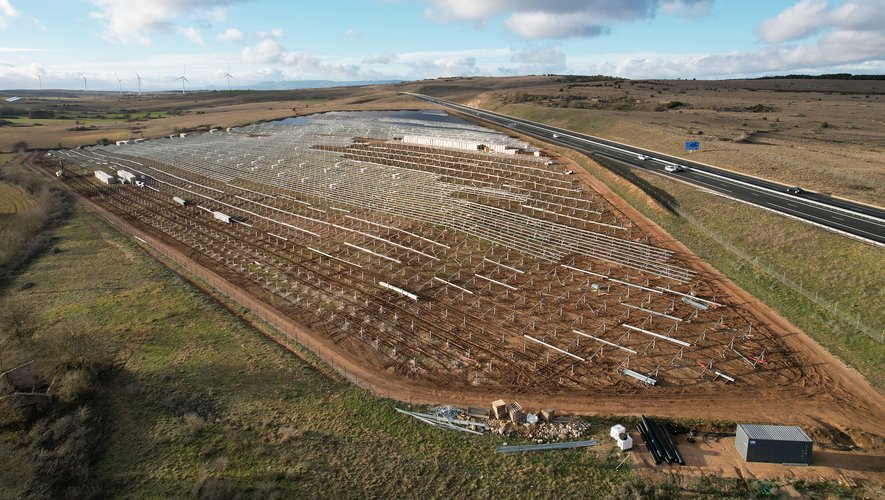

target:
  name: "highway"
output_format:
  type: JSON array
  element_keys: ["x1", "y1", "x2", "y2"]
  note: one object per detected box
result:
[{"x1": 406, "y1": 93, "x2": 885, "y2": 247}]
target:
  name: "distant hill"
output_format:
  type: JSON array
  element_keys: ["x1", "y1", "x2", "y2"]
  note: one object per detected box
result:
[
  {"x1": 755, "y1": 73, "x2": 885, "y2": 80},
  {"x1": 245, "y1": 79, "x2": 402, "y2": 90},
  {"x1": 0, "y1": 80, "x2": 404, "y2": 94}
]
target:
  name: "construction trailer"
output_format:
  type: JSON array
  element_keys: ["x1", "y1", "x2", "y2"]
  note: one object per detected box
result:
[
  {"x1": 117, "y1": 170, "x2": 137, "y2": 183},
  {"x1": 94, "y1": 170, "x2": 115, "y2": 185},
  {"x1": 172, "y1": 196, "x2": 188, "y2": 206},
  {"x1": 735, "y1": 424, "x2": 813, "y2": 464}
]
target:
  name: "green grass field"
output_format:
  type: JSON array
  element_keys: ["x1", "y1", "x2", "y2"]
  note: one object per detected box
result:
[
  {"x1": 0, "y1": 159, "x2": 870, "y2": 497},
  {"x1": 0, "y1": 205, "x2": 635, "y2": 497}
]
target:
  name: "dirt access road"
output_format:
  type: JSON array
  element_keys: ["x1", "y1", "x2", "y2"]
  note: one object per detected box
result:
[
  {"x1": 30, "y1": 151, "x2": 885, "y2": 438},
  {"x1": 28, "y1": 122, "x2": 885, "y2": 481}
]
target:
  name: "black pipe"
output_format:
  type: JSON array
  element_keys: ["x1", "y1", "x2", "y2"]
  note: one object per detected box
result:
[
  {"x1": 640, "y1": 416, "x2": 670, "y2": 464},
  {"x1": 654, "y1": 422, "x2": 678, "y2": 463},
  {"x1": 652, "y1": 421, "x2": 677, "y2": 463},
  {"x1": 641, "y1": 416, "x2": 670, "y2": 464},
  {"x1": 664, "y1": 423, "x2": 687, "y2": 466},
  {"x1": 639, "y1": 417, "x2": 664, "y2": 463},
  {"x1": 635, "y1": 424, "x2": 661, "y2": 465}
]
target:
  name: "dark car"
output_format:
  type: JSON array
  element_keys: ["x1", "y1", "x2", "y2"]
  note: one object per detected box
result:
[{"x1": 786, "y1": 186, "x2": 804, "y2": 195}]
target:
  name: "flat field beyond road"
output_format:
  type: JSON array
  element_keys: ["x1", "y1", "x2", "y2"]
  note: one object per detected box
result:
[
  {"x1": 399, "y1": 76, "x2": 885, "y2": 207},
  {"x1": 0, "y1": 87, "x2": 429, "y2": 152}
]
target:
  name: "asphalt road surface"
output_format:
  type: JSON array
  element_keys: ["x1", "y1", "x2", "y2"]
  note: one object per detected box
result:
[{"x1": 407, "y1": 93, "x2": 885, "y2": 247}]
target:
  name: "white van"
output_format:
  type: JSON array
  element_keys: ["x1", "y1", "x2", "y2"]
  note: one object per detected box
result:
[{"x1": 664, "y1": 164, "x2": 684, "y2": 173}]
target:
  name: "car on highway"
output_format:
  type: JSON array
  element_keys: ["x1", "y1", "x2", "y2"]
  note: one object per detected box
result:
[
  {"x1": 786, "y1": 186, "x2": 805, "y2": 195},
  {"x1": 637, "y1": 154, "x2": 649, "y2": 160},
  {"x1": 552, "y1": 133, "x2": 559, "y2": 138},
  {"x1": 664, "y1": 164, "x2": 685, "y2": 173}
]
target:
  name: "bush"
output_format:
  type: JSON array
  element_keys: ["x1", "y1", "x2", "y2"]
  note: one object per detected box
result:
[
  {"x1": 55, "y1": 370, "x2": 93, "y2": 404},
  {"x1": 748, "y1": 103, "x2": 774, "y2": 112},
  {"x1": 12, "y1": 140, "x2": 29, "y2": 152},
  {"x1": 0, "y1": 164, "x2": 72, "y2": 278},
  {"x1": 28, "y1": 110, "x2": 55, "y2": 119}
]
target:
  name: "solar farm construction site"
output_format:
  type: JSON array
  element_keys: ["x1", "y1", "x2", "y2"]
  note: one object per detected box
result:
[{"x1": 32, "y1": 110, "x2": 879, "y2": 419}]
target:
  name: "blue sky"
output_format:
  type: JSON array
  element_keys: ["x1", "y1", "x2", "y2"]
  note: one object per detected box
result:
[{"x1": 0, "y1": 0, "x2": 882, "y2": 90}]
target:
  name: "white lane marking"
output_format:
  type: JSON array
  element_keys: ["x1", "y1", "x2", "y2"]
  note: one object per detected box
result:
[{"x1": 414, "y1": 94, "x2": 885, "y2": 226}]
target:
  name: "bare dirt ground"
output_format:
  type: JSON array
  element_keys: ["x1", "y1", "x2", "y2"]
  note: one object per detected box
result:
[
  {"x1": 29, "y1": 134, "x2": 885, "y2": 482},
  {"x1": 634, "y1": 433, "x2": 885, "y2": 486}
]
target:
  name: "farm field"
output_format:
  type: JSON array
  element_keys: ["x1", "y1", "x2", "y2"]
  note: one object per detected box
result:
[
  {"x1": 0, "y1": 88, "x2": 424, "y2": 152},
  {"x1": 33, "y1": 110, "x2": 885, "y2": 439}
]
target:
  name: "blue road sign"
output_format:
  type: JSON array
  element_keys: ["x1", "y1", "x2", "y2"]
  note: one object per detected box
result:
[{"x1": 684, "y1": 141, "x2": 700, "y2": 151}]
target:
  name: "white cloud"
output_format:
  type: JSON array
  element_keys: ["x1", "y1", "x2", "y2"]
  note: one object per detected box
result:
[
  {"x1": 178, "y1": 26, "x2": 205, "y2": 46},
  {"x1": 362, "y1": 53, "x2": 399, "y2": 64},
  {"x1": 510, "y1": 43, "x2": 567, "y2": 73},
  {"x1": 503, "y1": 11, "x2": 611, "y2": 39},
  {"x1": 756, "y1": 0, "x2": 829, "y2": 43},
  {"x1": 241, "y1": 39, "x2": 286, "y2": 64},
  {"x1": 0, "y1": 0, "x2": 19, "y2": 30},
  {"x1": 258, "y1": 28, "x2": 285, "y2": 38},
  {"x1": 239, "y1": 38, "x2": 357, "y2": 78},
  {"x1": 345, "y1": 28, "x2": 360, "y2": 38},
  {"x1": 88, "y1": 0, "x2": 241, "y2": 44},
  {"x1": 659, "y1": 0, "x2": 712, "y2": 17},
  {"x1": 420, "y1": 0, "x2": 710, "y2": 39},
  {"x1": 216, "y1": 27, "x2": 244, "y2": 41}
]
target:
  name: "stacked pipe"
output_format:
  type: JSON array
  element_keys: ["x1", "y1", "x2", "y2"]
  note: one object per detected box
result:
[{"x1": 638, "y1": 415, "x2": 686, "y2": 466}]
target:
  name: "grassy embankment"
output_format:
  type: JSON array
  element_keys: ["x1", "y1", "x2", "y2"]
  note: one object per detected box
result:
[
  {"x1": 483, "y1": 101, "x2": 884, "y2": 388},
  {"x1": 0, "y1": 160, "x2": 634, "y2": 497},
  {"x1": 0, "y1": 156, "x2": 865, "y2": 497}
]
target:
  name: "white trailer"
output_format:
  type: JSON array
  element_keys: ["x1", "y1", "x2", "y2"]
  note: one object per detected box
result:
[
  {"x1": 117, "y1": 170, "x2": 137, "y2": 183},
  {"x1": 94, "y1": 170, "x2": 114, "y2": 185},
  {"x1": 213, "y1": 211, "x2": 231, "y2": 223},
  {"x1": 173, "y1": 196, "x2": 187, "y2": 206}
]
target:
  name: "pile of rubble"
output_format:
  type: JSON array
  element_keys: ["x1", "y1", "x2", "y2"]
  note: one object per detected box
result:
[
  {"x1": 484, "y1": 400, "x2": 591, "y2": 442},
  {"x1": 397, "y1": 400, "x2": 591, "y2": 444}
]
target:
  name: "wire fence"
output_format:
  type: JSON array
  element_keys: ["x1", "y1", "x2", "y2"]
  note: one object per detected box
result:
[
  {"x1": 676, "y1": 208, "x2": 883, "y2": 344},
  {"x1": 101, "y1": 212, "x2": 460, "y2": 405}
]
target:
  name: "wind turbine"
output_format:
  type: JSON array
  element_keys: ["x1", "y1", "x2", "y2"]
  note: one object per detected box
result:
[
  {"x1": 37, "y1": 74, "x2": 43, "y2": 90},
  {"x1": 224, "y1": 71, "x2": 233, "y2": 91},
  {"x1": 135, "y1": 71, "x2": 143, "y2": 95},
  {"x1": 177, "y1": 69, "x2": 189, "y2": 94},
  {"x1": 116, "y1": 76, "x2": 124, "y2": 96},
  {"x1": 82, "y1": 74, "x2": 88, "y2": 92}
]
